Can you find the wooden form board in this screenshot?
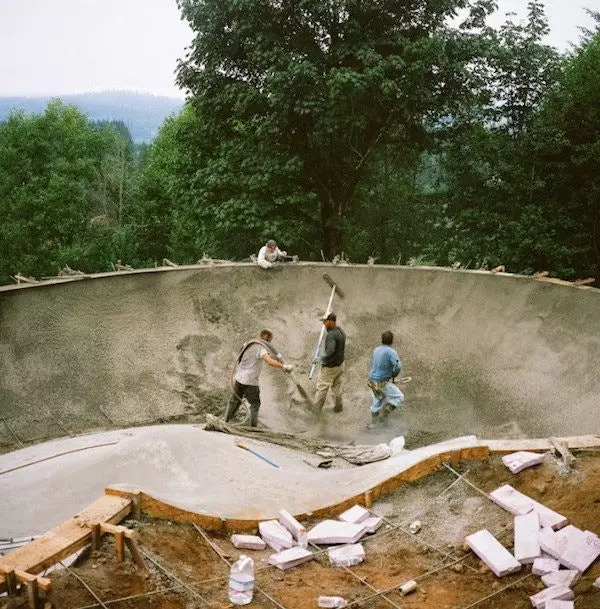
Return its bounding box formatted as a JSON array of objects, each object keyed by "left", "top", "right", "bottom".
[
  {"left": 487, "top": 435, "right": 600, "bottom": 454},
  {"left": 107, "top": 445, "right": 490, "bottom": 532},
  {"left": 0, "top": 494, "right": 131, "bottom": 594}
]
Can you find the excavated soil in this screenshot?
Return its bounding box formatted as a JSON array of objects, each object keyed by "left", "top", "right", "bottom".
[{"left": 3, "top": 451, "right": 599, "bottom": 609}]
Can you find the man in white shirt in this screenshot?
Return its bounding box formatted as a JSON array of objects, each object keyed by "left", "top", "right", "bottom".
[
  {"left": 256, "top": 239, "right": 295, "bottom": 269},
  {"left": 224, "top": 329, "right": 293, "bottom": 426}
]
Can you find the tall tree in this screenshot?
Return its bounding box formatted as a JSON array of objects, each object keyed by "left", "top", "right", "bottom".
[
  {"left": 529, "top": 32, "right": 600, "bottom": 277},
  {"left": 0, "top": 102, "right": 137, "bottom": 283},
  {"left": 430, "top": 1, "right": 562, "bottom": 271},
  {"left": 176, "top": 0, "right": 498, "bottom": 258}
]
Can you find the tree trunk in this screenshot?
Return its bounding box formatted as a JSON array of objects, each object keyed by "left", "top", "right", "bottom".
[{"left": 321, "top": 197, "right": 344, "bottom": 261}]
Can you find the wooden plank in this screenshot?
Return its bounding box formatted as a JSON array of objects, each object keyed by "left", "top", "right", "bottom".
[
  {"left": 14, "top": 570, "right": 52, "bottom": 592},
  {"left": 0, "top": 494, "right": 131, "bottom": 593},
  {"left": 84, "top": 521, "right": 134, "bottom": 539},
  {"left": 487, "top": 435, "right": 600, "bottom": 453}
]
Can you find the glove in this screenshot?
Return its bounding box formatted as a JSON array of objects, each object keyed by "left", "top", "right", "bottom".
[{"left": 282, "top": 364, "right": 293, "bottom": 373}]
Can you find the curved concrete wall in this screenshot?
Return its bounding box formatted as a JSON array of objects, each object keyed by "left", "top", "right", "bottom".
[{"left": 0, "top": 264, "right": 598, "bottom": 450}]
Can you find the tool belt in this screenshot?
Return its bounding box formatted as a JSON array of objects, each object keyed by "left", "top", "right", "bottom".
[{"left": 367, "top": 379, "right": 388, "bottom": 397}]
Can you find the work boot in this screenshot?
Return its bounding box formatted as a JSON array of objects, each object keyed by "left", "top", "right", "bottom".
[
  {"left": 380, "top": 403, "right": 395, "bottom": 420},
  {"left": 367, "top": 412, "right": 381, "bottom": 429}
]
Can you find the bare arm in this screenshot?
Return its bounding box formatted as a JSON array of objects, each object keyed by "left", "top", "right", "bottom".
[{"left": 262, "top": 353, "right": 285, "bottom": 368}]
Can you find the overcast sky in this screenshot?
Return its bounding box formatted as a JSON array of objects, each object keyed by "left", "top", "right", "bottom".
[{"left": 0, "top": 0, "right": 598, "bottom": 99}]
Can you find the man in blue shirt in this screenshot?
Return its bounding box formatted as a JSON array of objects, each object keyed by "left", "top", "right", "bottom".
[{"left": 367, "top": 330, "right": 405, "bottom": 427}]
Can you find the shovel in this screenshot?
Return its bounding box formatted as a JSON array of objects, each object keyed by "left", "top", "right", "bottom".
[{"left": 308, "top": 274, "right": 345, "bottom": 379}]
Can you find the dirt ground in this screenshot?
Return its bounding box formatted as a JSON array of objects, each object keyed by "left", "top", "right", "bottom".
[{"left": 2, "top": 451, "right": 600, "bottom": 609}]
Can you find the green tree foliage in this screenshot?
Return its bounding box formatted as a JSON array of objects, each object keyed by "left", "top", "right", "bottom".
[
  {"left": 0, "top": 101, "right": 138, "bottom": 282},
  {"left": 430, "top": 1, "right": 564, "bottom": 272},
  {"left": 176, "top": 0, "right": 499, "bottom": 258},
  {"left": 527, "top": 32, "right": 600, "bottom": 277}
]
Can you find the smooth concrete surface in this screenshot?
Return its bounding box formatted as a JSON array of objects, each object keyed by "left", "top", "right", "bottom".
[
  {"left": 0, "top": 424, "right": 479, "bottom": 538},
  {"left": 1, "top": 264, "right": 599, "bottom": 450}
]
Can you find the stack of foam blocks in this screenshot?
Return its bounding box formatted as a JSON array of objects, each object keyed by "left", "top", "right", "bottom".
[
  {"left": 229, "top": 503, "right": 383, "bottom": 572},
  {"left": 465, "top": 469, "right": 600, "bottom": 609}
]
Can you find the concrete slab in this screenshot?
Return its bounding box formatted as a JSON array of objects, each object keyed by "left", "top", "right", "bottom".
[
  {"left": 0, "top": 425, "right": 481, "bottom": 538},
  {"left": 2, "top": 264, "right": 600, "bottom": 453}
]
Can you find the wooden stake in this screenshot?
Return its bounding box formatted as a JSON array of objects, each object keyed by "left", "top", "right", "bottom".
[
  {"left": 131, "top": 492, "right": 141, "bottom": 520},
  {"left": 114, "top": 531, "right": 125, "bottom": 563},
  {"left": 26, "top": 578, "right": 39, "bottom": 609},
  {"left": 91, "top": 523, "right": 101, "bottom": 551},
  {"left": 1, "top": 568, "right": 17, "bottom": 596},
  {"left": 124, "top": 537, "right": 149, "bottom": 571}
]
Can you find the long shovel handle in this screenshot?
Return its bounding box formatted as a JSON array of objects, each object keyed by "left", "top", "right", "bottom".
[{"left": 309, "top": 284, "right": 336, "bottom": 378}]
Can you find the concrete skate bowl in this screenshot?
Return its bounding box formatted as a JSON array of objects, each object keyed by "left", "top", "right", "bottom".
[{"left": 0, "top": 263, "right": 599, "bottom": 453}]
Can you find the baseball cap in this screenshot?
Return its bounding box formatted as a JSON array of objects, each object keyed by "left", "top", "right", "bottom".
[{"left": 322, "top": 312, "right": 336, "bottom": 322}]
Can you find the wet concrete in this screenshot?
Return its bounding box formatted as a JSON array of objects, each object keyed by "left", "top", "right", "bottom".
[
  {"left": 0, "top": 424, "right": 478, "bottom": 538},
  {"left": 1, "top": 264, "right": 599, "bottom": 451}
]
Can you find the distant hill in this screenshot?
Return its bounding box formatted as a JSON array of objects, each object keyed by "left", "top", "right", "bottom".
[{"left": 0, "top": 91, "right": 184, "bottom": 143}]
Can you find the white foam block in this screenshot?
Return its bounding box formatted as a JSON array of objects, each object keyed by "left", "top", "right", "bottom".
[
  {"left": 558, "top": 526, "right": 600, "bottom": 573},
  {"left": 489, "top": 485, "right": 568, "bottom": 530},
  {"left": 539, "top": 528, "right": 564, "bottom": 560},
  {"left": 259, "top": 520, "right": 293, "bottom": 552},
  {"left": 502, "top": 451, "right": 545, "bottom": 474},
  {"left": 515, "top": 512, "right": 540, "bottom": 564},
  {"left": 529, "top": 585, "right": 574, "bottom": 609},
  {"left": 532, "top": 557, "right": 561, "bottom": 576},
  {"left": 268, "top": 546, "right": 313, "bottom": 570},
  {"left": 545, "top": 601, "right": 574, "bottom": 609},
  {"left": 307, "top": 520, "right": 367, "bottom": 545},
  {"left": 231, "top": 534, "right": 266, "bottom": 550},
  {"left": 540, "top": 525, "right": 600, "bottom": 573},
  {"left": 328, "top": 543, "right": 365, "bottom": 567},
  {"left": 541, "top": 570, "right": 580, "bottom": 588},
  {"left": 465, "top": 529, "right": 522, "bottom": 577},
  {"left": 362, "top": 515, "right": 383, "bottom": 534},
  {"left": 279, "top": 509, "right": 306, "bottom": 540},
  {"left": 338, "top": 505, "right": 370, "bottom": 524}
]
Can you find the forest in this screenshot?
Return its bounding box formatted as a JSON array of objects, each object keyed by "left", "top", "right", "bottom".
[{"left": 1, "top": 0, "right": 599, "bottom": 286}]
